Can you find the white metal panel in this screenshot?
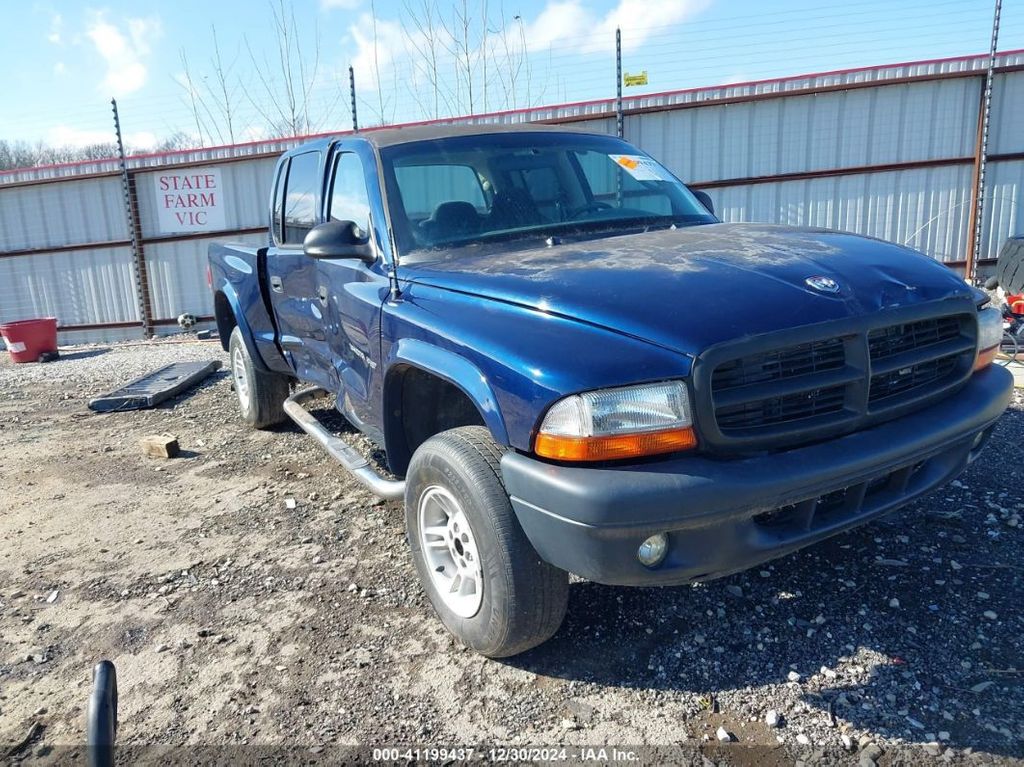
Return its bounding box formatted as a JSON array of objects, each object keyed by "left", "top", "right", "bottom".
[
  {"left": 0, "top": 177, "right": 127, "bottom": 251},
  {"left": 0, "top": 246, "right": 139, "bottom": 325},
  {"left": 979, "top": 159, "right": 1023, "bottom": 262},
  {"left": 989, "top": 71, "right": 1024, "bottom": 156},
  {"left": 709, "top": 164, "right": 973, "bottom": 263},
  {"left": 629, "top": 78, "right": 978, "bottom": 184},
  {"left": 145, "top": 232, "right": 266, "bottom": 320},
  {"left": 54, "top": 326, "right": 146, "bottom": 346},
  {"left": 134, "top": 157, "right": 278, "bottom": 238}
]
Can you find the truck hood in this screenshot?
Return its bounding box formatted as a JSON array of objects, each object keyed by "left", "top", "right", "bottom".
[{"left": 401, "top": 223, "right": 973, "bottom": 356}]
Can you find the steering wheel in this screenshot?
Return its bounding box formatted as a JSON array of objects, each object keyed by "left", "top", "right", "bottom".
[{"left": 567, "top": 200, "right": 614, "bottom": 220}]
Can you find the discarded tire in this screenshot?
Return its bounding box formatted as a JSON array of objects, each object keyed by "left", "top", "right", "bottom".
[{"left": 996, "top": 236, "right": 1024, "bottom": 294}]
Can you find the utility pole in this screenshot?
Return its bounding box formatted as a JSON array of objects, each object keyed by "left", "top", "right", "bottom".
[
  {"left": 349, "top": 65, "right": 359, "bottom": 132},
  {"left": 966, "top": 0, "right": 1002, "bottom": 285},
  {"left": 111, "top": 98, "right": 153, "bottom": 338},
  {"left": 615, "top": 28, "right": 624, "bottom": 139}
]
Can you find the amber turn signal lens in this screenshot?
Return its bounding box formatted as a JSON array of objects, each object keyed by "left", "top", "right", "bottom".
[
  {"left": 534, "top": 426, "right": 697, "bottom": 461},
  {"left": 974, "top": 345, "right": 998, "bottom": 371}
]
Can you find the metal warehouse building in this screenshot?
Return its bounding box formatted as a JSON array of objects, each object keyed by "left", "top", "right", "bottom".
[{"left": 1, "top": 50, "right": 1022, "bottom": 345}]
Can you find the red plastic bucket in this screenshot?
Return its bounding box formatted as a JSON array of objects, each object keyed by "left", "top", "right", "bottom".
[{"left": 0, "top": 318, "right": 59, "bottom": 363}]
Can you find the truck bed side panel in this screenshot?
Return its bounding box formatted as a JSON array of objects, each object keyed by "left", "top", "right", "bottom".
[{"left": 209, "top": 242, "right": 291, "bottom": 374}]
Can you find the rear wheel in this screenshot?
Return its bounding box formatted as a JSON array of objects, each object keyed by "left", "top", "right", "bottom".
[
  {"left": 228, "top": 326, "right": 289, "bottom": 428},
  {"left": 405, "top": 426, "right": 569, "bottom": 657}
]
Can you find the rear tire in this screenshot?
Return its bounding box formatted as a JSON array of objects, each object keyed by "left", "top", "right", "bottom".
[
  {"left": 228, "top": 326, "right": 289, "bottom": 429},
  {"left": 405, "top": 426, "right": 569, "bottom": 658}
]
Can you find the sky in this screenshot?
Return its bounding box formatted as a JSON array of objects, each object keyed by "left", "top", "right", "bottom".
[{"left": 1, "top": 0, "right": 1020, "bottom": 152}]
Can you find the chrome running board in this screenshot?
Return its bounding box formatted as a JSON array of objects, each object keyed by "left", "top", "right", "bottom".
[{"left": 283, "top": 387, "right": 406, "bottom": 501}]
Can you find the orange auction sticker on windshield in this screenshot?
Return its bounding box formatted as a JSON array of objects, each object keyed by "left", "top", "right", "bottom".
[{"left": 609, "top": 154, "right": 669, "bottom": 182}]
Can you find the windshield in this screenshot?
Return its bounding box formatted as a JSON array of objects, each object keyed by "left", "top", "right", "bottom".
[{"left": 380, "top": 132, "right": 716, "bottom": 257}]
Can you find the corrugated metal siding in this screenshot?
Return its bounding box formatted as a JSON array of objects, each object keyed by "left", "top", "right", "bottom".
[
  {"left": 0, "top": 177, "right": 127, "bottom": 251},
  {"left": 135, "top": 157, "right": 278, "bottom": 238},
  {"left": 145, "top": 232, "right": 266, "bottom": 319},
  {"left": 979, "top": 159, "right": 1023, "bottom": 262},
  {"left": 0, "top": 245, "right": 139, "bottom": 325},
  {"left": 627, "top": 77, "right": 979, "bottom": 183},
  {"left": 710, "top": 163, "right": 973, "bottom": 262},
  {"left": 989, "top": 71, "right": 1024, "bottom": 155},
  {"left": 55, "top": 326, "right": 146, "bottom": 345}
]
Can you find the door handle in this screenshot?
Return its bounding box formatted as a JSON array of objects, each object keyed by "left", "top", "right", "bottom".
[
  {"left": 269, "top": 276, "right": 284, "bottom": 293},
  {"left": 317, "top": 286, "right": 329, "bottom": 306}
]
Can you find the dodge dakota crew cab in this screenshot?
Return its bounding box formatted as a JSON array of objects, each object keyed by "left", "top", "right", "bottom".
[{"left": 210, "top": 124, "right": 1013, "bottom": 657}]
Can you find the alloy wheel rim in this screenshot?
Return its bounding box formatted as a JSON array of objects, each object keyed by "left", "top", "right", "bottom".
[
  {"left": 418, "top": 485, "right": 484, "bottom": 618},
  {"left": 231, "top": 345, "right": 250, "bottom": 409}
]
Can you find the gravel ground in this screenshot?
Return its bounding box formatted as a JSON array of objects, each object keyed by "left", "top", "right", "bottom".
[{"left": 0, "top": 339, "right": 1022, "bottom": 765}]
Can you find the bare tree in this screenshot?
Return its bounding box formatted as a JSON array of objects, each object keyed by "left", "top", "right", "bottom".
[
  {"left": 209, "top": 27, "right": 240, "bottom": 144},
  {"left": 175, "top": 25, "right": 243, "bottom": 147},
  {"left": 441, "top": 0, "right": 477, "bottom": 114},
  {"left": 400, "top": 0, "right": 450, "bottom": 119},
  {"left": 244, "top": 0, "right": 339, "bottom": 137},
  {"left": 395, "top": 0, "right": 533, "bottom": 119},
  {"left": 178, "top": 50, "right": 209, "bottom": 145}
]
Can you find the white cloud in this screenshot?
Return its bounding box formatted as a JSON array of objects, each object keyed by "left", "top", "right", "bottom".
[
  {"left": 47, "top": 125, "right": 157, "bottom": 150},
  {"left": 344, "top": 0, "right": 709, "bottom": 110},
  {"left": 85, "top": 12, "right": 162, "bottom": 96},
  {"left": 519, "top": 0, "right": 710, "bottom": 55},
  {"left": 47, "top": 13, "right": 63, "bottom": 45},
  {"left": 53, "top": 61, "right": 66, "bottom": 76},
  {"left": 348, "top": 12, "right": 405, "bottom": 85},
  {"left": 321, "top": 0, "right": 362, "bottom": 9}
]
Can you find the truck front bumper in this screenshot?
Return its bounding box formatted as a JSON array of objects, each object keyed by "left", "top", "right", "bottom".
[{"left": 500, "top": 365, "right": 1013, "bottom": 586}]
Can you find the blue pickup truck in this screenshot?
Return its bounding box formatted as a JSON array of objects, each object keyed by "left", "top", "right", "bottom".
[{"left": 210, "top": 124, "right": 1012, "bottom": 657}]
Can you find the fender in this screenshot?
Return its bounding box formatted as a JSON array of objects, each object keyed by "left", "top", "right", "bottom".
[
  {"left": 386, "top": 337, "right": 510, "bottom": 446},
  {"left": 216, "top": 281, "right": 273, "bottom": 373}
]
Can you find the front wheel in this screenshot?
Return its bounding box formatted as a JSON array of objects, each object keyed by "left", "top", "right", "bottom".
[
  {"left": 228, "top": 326, "right": 290, "bottom": 429},
  {"left": 405, "top": 426, "right": 569, "bottom": 658}
]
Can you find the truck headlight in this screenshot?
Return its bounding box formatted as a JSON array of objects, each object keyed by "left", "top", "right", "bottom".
[
  {"left": 975, "top": 306, "right": 1003, "bottom": 371},
  {"left": 534, "top": 381, "right": 696, "bottom": 461}
]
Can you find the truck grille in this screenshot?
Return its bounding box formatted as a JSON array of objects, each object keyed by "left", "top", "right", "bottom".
[
  {"left": 716, "top": 384, "right": 846, "bottom": 430},
  {"left": 712, "top": 338, "right": 845, "bottom": 390},
  {"left": 700, "top": 305, "right": 977, "bottom": 452}
]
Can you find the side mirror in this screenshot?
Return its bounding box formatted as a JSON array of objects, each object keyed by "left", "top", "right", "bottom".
[
  {"left": 693, "top": 189, "right": 715, "bottom": 216},
  {"left": 303, "top": 220, "right": 374, "bottom": 262}
]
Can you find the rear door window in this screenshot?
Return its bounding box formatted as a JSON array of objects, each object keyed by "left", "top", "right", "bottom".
[
  {"left": 282, "top": 151, "right": 320, "bottom": 245},
  {"left": 328, "top": 152, "right": 371, "bottom": 233}
]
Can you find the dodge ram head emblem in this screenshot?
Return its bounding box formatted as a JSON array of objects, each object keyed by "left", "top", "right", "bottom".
[{"left": 805, "top": 276, "right": 840, "bottom": 293}]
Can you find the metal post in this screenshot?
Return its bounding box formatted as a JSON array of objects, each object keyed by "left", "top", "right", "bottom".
[
  {"left": 349, "top": 66, "right": 359, "bottom": 132},
  {"left": 615, "top": 28, "right": 624, "bottom": 139},
  {"left": 965, "top": 0, "right": 1002, "bottom": 285},
  {"left": 111, "top": 98, "right": 153, "bottom": 338}
]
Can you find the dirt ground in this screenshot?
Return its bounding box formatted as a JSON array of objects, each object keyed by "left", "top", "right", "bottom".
[{"left": 1, "top": 340, "right": 1022, "bottom": 765}]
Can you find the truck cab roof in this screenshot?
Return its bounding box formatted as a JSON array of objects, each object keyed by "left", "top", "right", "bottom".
[{"left": 282, "top": 122, "right": 595, "bottom": 157}]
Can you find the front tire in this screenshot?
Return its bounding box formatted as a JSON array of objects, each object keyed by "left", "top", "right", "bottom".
[
  {"left": 405, "top": 426, "right": 569, "bottom": 658},
  {"left": 228, "top": 326, "right": 289, "bottom": 429}
]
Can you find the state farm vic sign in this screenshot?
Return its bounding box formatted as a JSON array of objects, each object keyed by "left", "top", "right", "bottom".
[{"left": 154, "top": 169, "right": 227, "bottom": 233}]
